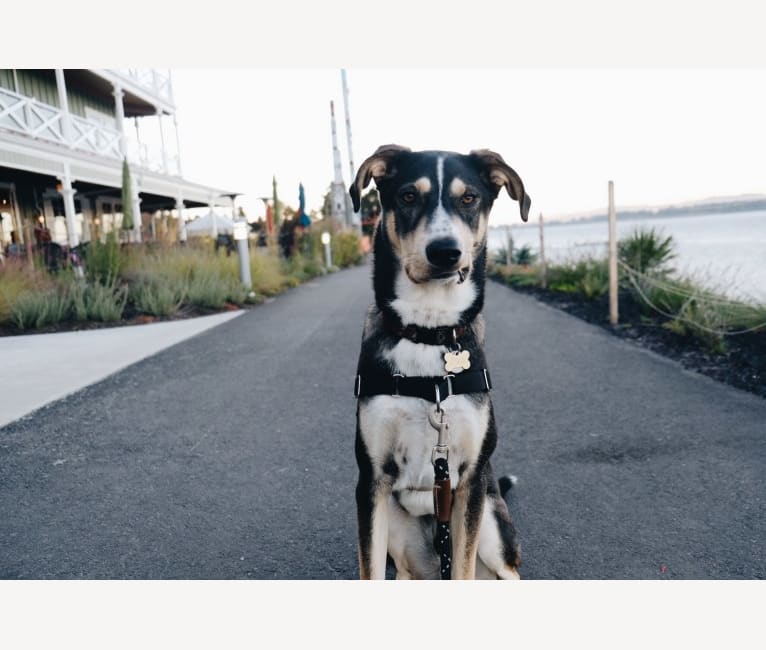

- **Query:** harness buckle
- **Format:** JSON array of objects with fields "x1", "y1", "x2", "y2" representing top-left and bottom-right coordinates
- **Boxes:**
[
  {"x1": 392, "y1": 373, "x2": 403, "y2": 397},
  {"x1": 443, "y1": 374, "x2": 455, "y2": 397}
]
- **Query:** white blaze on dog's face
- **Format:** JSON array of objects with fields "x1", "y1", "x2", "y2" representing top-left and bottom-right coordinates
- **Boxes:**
[{"x1": 351, "y1": 146, "x2": 530, "y2": 286}]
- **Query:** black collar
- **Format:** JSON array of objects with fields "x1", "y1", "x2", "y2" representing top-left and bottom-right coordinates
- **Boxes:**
[{"x1": 382, "y1": 311, "x2": 467, "y2": 347}]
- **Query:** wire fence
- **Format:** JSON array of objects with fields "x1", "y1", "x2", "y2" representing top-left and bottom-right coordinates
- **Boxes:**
[{"x1": 618, "y1": 259, "x2": 766, "y2": 337}]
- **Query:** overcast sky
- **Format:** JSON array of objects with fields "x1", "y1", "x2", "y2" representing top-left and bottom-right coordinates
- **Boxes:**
[{"x1": 168, "y1": 69, "x2": 766, "y2": 225}]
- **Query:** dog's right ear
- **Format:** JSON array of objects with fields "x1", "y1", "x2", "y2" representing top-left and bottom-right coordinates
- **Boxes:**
[{"x1": 350, "y1": 144, "x2": 411, "y2": 212}]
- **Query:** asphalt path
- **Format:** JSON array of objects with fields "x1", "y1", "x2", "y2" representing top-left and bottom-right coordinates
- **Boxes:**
[{"x1": 1, "y1": 263, "x2": 764, "y2": 579}]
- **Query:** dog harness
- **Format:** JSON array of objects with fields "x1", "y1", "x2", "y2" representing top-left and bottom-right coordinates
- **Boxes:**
[
  {"x1": 354, "y1": 321, "x2": 493, "y2": 580},
  {"x1": 354, "y1": 369, "x2": 491, "y2": 401}
]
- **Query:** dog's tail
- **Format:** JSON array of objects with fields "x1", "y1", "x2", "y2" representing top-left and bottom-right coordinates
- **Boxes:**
[{"x1": 498, "y1": 474, "x2": 518, "y2": 498}]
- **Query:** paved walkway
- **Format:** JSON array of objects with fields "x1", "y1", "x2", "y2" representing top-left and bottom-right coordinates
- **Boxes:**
[
  {"x1": 0, "y1": 311, "x2": 243, "y2": 428},
  {"x1": 0, "y1": 266, "x2": 763, "y2": 579}
]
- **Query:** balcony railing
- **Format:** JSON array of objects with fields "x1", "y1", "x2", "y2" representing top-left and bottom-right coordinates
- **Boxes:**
[
  {"x1": 111, "y1": 69, "x2": 174, "y2": 105},
  {"x1": 0, "y1": 86, "x2": 179, "y2": 175}
]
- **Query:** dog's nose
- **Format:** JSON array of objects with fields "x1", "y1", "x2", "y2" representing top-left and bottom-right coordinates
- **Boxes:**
[{"x1": 426, "y1": 238, "x2": 462, "y2": 269}]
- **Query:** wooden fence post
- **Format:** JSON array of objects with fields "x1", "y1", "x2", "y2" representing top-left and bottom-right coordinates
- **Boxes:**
[
  {"x1": 608, "y1": 180, "x2": 618, "y2": 325},
  {"x1": 538, "y1": 212, "x2": 546, "y2": 289},
  {"x1": 505, "y1": 225, "x2": 513, "y2": 267}
]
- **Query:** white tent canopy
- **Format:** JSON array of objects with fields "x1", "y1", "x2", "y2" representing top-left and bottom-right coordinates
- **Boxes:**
[{"x1": 184, "y1": 211, "x2": 235, "y2": 237}]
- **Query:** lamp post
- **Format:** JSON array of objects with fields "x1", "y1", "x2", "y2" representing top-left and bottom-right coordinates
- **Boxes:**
[
  {"x1": 224, "y1": 193, "x2": 253, "y2": 295},
  {"x1": 321, "y1": 231, "x2": 332, "y2": 269}
]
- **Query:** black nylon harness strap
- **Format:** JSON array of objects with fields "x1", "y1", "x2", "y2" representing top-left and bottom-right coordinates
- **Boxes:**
[{"x1": 354, "y1": 369, "x2": 492, "y2": 401}]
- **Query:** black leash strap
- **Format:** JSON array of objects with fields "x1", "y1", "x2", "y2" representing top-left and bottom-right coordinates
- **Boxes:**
[{"x1": 433, "y1": 456, "x2": 452, "y2": 579}]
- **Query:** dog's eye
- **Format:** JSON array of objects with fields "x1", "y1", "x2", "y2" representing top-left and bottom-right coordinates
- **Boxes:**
[
  {"x1": 400, "y1": 191, "x2": 417, "y2": 205},
  {"x1": 462, "y1": 194, "x2": 478, "y2": 205}
]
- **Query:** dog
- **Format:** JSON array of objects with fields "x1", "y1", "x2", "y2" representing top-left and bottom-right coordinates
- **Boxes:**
[{"x1": 351, "y1": 145, "x2": 530, "y2": 579}]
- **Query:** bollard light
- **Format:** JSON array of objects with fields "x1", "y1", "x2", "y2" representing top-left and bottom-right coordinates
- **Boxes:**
[{"x1": 321, "y1": 231, "x2": 332, "y2": 268}]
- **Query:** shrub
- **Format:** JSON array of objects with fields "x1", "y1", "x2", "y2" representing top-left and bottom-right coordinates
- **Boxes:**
[
  {"x1": 332, "y1": 231, "x2": 363, "y2": 268},
  {"x1": 251, "y1": 249, "x2": 290, "y2": 296},
  {"x1": 513, "y1": 244, "x2": 537, "y2": 266},
  {"x1": 85, "y1": 233, "x2": 129, "y2": 284},
  {"x1": 68, "y1": 277, "x2": 128, "y2": 322},
  {"x1": 11, "y1": 288, "x2": 72, "y2": 330},
  {"x1": 130, "y1": 278, "x2": 186, "y2": 317},
  {"x1": 546, "y1": 258, "x2": 609, "y2": 299},
  {"x1": 0, "y1": 261, "x2": 53, "y2": 323},
  {"x1": 618, "y1": 227, "x2": 676, "y2": 275},
  {"x1": 185, "y1": 270, "x2": 244, "y2": 309}
]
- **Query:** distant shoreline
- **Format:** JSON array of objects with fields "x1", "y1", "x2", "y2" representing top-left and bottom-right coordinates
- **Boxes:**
[{"x1": 493, "y1": 198, "x2": 766, "y2": 228}]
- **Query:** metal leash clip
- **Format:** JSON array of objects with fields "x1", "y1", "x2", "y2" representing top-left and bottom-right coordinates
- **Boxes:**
[{"x1": 428, "y1": 407, "x2": 450, "y2": 464}]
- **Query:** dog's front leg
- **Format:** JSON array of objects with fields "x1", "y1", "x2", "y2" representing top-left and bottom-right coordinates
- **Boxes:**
[
  {"x1": 449, "y1": 476, "x2": 485, "y2": 580},
  {"x1": 356, "y1": 476, "x2": 390, "y2": 579}
]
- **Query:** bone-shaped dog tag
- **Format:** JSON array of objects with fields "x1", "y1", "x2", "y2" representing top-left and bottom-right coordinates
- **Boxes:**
[{"x1": 444, "y1": 349, "x2": 471, "y2": 374}]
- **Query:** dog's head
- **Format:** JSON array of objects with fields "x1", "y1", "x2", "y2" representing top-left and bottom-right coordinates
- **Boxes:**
[{"x1": 351, "y1": 145, "x2": 530, "y2": 284}]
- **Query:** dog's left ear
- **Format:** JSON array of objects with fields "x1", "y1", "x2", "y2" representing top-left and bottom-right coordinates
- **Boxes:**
[
  {"x1": 470, "y1": 149, "x2": 531, "y2": 222},
  {"x1": 350, "y1": 144, "x2": 411, "y2": 212}
]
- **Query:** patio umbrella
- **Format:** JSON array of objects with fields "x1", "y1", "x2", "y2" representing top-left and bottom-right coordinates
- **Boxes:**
[{"x1": 298, "y1": 182, "x2": 311, "y2": 227}]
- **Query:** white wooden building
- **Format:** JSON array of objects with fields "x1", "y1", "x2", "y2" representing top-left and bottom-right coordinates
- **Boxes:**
[{"x1": 0, "y1": 69, "x2": 235, "y2": 250}]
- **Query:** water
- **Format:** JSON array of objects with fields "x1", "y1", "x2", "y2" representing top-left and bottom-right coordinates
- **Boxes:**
[{"x1": 488, "y1": 210, "x2": 766, "y2": 303}]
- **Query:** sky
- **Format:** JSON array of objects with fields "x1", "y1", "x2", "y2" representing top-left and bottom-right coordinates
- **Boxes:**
[{"x1": 167, "y1": 69, "x2": 766, "y2": 225}]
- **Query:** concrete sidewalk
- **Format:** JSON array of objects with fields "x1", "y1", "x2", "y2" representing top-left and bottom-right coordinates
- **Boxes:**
[{"x1": 0, "y1": 311, "x2": 243, "y2": 428}]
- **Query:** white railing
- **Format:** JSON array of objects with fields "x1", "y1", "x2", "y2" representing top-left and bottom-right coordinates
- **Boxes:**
[
  {"x1": 112, "y1": 69, "x2": 174, "y2": 104},
  {"x1": 0, "y1": 87, "x2": 67, "y2": 144},
  {"x1": 125, "y1": 139, "x2": 180, "y2": 176},
  {"x1": 0, "y1": 86, "x2": 179, "y2": 175},
  {"x1": 70, "y1": 114, "x2": 122, "y2": 158}
]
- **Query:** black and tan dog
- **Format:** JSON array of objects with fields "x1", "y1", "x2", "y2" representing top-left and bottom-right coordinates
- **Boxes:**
[{"x1": 352, "y1": 145, "x2": 530, "y2": 579}]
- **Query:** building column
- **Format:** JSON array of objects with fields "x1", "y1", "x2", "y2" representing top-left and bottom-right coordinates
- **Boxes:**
[
  {"x1": 176, "y1": 192, "x2": 187, "y2": 243},
  {"x1": 54, "y1": 69, "x2": 73, "y2": 145},
  {"x1": 58, "y1": 165, "x2": 79, "y2": 248},
  {"x1": 209, "y1": 194, "x2": 218, "y2": 238},
  {"x1": 172, "y1": 113, "x2": 183, "y2": 177},
  {"x1": 157, "y1": 108, "x2": 169, "y2": 174},
  {"x1": 112, "y1": 85, "x2": 126, "y2": 157}
]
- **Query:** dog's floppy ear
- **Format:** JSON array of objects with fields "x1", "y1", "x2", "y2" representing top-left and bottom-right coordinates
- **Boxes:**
[
  {"x1": 350, "y1": 144, "x2": 411, "y2": 212},
  {"x1": 470, "y1": 149, "x2": 531, "y2": 222}
]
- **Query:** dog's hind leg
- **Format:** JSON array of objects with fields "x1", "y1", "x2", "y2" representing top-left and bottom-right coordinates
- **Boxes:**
[
  {"x1": 477, "y1": 493, "x2": 521, "y2": 579},
  {"x1": 356, "y1": 475, "x2": 391, "y2": 579}
]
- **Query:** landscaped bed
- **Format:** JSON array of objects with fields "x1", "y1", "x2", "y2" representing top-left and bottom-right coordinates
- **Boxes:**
[
  {"x1": 489, "y1": 229, "x2": 766, "y2": 399},
  {"x1": 0, "y1": 229, "x2": 363, "y2": 337}
]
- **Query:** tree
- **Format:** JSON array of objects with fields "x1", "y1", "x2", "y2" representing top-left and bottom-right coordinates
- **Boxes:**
[{"x1": 120, "y1": 159, "x2": 134, "y2": 239}]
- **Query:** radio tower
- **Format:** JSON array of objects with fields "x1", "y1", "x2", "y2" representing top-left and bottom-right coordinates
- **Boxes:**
[
  {"x1": 330, "y1": 100, "x2": 349, "y2": 227},
  {"x1": 341, "y1": 69, "x2": 361, "y2": 230}
]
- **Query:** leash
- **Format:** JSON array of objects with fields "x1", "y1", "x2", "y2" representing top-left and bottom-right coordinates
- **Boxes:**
[{"x1": 429, "y1": 396, "x2": 452, "y2": 580}]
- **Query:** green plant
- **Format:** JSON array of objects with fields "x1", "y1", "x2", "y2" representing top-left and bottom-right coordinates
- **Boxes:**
[
  {"x1": 11, "y1": 289, "x2": 72, "y2": 330},
  {"x1": 130, "y1": 278, "x2": 186, "y2": 317},
  {"x1": 185, "y1": 270, "x2": 244, "y2": 309},
  {"x1": 0, "y1": 261, "x2": 53, "y2": 323},
  {"x1": 618, "y1": 227, "x2": 676, "y2": 275},
  {"x1": 513, "y1": 245, "x2": 537, "y2": 266},
  {"x1": 331, "y1": 231, "x2": 363, "y2": 268},
  {"x1": 83, "y1": 281, "x2": 128, "y2": 321},
  {"x1": 85, "y1": 233, "x2": 129, "y2": 284}
]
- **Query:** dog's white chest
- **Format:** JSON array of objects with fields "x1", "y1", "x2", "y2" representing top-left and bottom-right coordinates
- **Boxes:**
[{"x1": 359, "y1": 339, "x2": 489, "y2": 515}]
